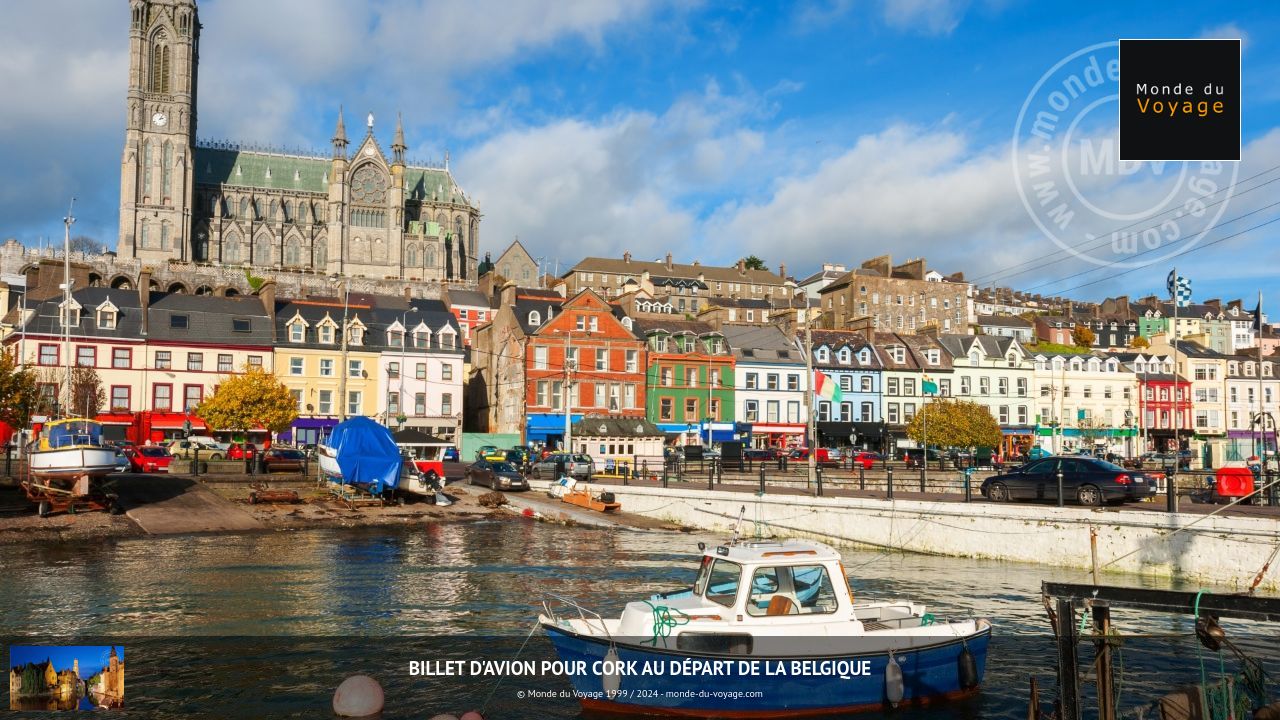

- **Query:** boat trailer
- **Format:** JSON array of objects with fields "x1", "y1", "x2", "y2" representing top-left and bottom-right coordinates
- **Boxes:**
[{"x1": 21, "y1": 476, "x2": 121, "y2": 518}]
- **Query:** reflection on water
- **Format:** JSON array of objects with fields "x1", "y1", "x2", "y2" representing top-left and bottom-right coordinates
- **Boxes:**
[
  {"x1": 1, "y1": 520, "x2": 1276, "y2": 719},
  {"x1": 10, "y1": 694, "x2": 99, "y2": 711}
]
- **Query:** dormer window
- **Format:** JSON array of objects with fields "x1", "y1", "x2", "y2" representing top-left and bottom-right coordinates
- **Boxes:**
[
  {"x1": 170, "y1": 314, "x2": 188, "y2": 330},
  {"x1": 388, "y1": 327, "x2": 405, "y2": 348},
  {"x1": 969, "y1": 351, "x2": 980, "y2": 365},
  {"x1": 926, "y1": 350, "x2": 939, "y2": 365},
  {"x1": 528, "y1": 311, "x2": 541, "y2": 326},
  {"x1": 890, "y1": 346, "x2": 905, "y2": 363},
  {"x1": 859, "y1": 349, "x2": 871, "y2": 364},
  {"x1": 348, "y1": 326, "x2": 364, "y2": 346},
  {"x1": 289, "y1": 322, "x2": 305, "y2": 343},
  {"x1": 622, "y1": 317, "x2": 633, "y2": 330},
  {"x1": 97, "y1": 308, "x2": 117, "y2": 330},
  {"x1": 413, "y1": 330, "x2": 430, "y2": 349},
  {"x1": 318, "y1": 324, "x2": 334, "y2": 344},
  {"x1": 816, "y1": 347, "x2": 830, "y2": 363},
  {"x1": 838, "y1": 348, "x2": 851, "y2": 364},
  {"x1": 439, "y1": 330, "x2": 456, "y2": 350}
]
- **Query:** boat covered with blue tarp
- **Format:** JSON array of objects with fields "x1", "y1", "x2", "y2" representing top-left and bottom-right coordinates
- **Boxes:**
[{"x1": 317, "y1": 416, "x2": 402, "y2": 495}]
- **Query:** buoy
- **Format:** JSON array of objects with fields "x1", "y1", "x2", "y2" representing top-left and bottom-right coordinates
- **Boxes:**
[
  {"x1": 958, "y1": 646, "x2": 978, "y2": 689},
  {"x1": 332, "y1": 675, "x2": 384, "y2": 717},
  {"x1": 522, "y1": 508, "x2": 535, "y2": 518},
  {"x1": 884, "y1": 654, "x2": 904, "y2": 707},
  {"x1": 460, "y1": 713, "x2": 485, "y2": 720},
  {"x1": 602, "y1": 647, "x2": 622, "y2": 698}
]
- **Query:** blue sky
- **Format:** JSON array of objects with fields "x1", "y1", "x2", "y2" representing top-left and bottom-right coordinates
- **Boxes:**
[
  {"x1": 10, "y1": 645, "x2": 123, "y2": 678},
  {"x1": 1, "y1": 0, "x2": 1278, "y2": 306}
]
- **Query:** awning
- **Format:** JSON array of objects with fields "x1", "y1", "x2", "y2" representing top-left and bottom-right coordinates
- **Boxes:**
[
  {"x1": 147, "y1": 413, "x2": 209, "y2": 430},
  {"x1": 526, "y1": 413, "x2": 582, "y2": 433},
  {"x1": 95, "y1": 412, "x2": 134, "y2": 426},
  {"x1": 750, "y1": 423, "x2": 805, "y2": 435},
  {"x1": 291, "y1": 418, "x2": 339, "y2": 430},
  {"x1": 657, "y1": 423, "x2": 699, "y2": 435}
]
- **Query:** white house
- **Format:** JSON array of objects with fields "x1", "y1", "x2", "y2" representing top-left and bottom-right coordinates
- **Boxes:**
[
  {"x1": 720, "y1": 325, "x2": 808, "y2": 450},
  {"x1": 375, "y1": 301, "x2": 464, "y2": 442}
]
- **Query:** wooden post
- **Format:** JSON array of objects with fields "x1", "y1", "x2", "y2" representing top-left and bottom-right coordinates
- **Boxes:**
[
  {"x1": 1094, "y1": 604, "x2": 1115, "y2": 720},
  {"x1": 1054, "y1": 597, "x2": 1080, "y2": 720}
]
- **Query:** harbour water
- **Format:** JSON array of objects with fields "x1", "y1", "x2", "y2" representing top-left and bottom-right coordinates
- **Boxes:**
[{"x1": 2, "y1": 519, "x2": 1276, "y2": 718}]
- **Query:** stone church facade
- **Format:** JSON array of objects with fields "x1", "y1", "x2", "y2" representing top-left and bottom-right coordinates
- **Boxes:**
[{"x1": 116, "y1": 0, "x2": 480, "y2": 283}]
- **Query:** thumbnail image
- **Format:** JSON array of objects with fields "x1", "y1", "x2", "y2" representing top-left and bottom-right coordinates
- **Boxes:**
[{"x1": 8, "y1": 645, "x2": 124, "y2": 711}]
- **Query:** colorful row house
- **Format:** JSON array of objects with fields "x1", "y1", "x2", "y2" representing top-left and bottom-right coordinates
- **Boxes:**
[{"x1": 638, "y1": 319, "x2": 737, "y2": 445}]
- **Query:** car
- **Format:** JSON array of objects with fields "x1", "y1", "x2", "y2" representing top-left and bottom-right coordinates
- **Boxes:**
[
  {"x1": 443, "y1": 447, "x2": 460, "y2": 462},
  {"x1": 788, "y1": 447, "x2": 841, "y2": 467},
  {"x1": 125, "y1": 445, "x2": 174, "y2": 473},
  {"x1": 166, "y1": 439, "x2": 226, "y2": 461},
  {"x1": 980, "y1": 456, "x2": 1159, "y2": 506},
  {"x1": 465, "y1": 460, "x2": 530, "y2": 491},
  {"x1": 1026, "y1": 446, "x2": 1053, "y2": 460},
  {"x1": 112, "y1": 448, "x2": 130, "y2": 473},
  {"x1": 226, "y1": 443, "x2": 259, "y2": 461},
  {"x1": 187, "y1": 435, "x2": 229, "y2": 453},
  {"x1": 742, "y1": 448, "x2": 779, "y2": 462},
  {"x1": 476, "y1": 445, "x2": 506, "y2": 462},
  {"x1": 850, "y1": 451, "x2": 880, "y2": 470},
  {"x1": 531, "y1": 453, "x2": 595, "y2": 480},
  {"x1": 505, "y1": 448, "x2": 532, "y2": 469},
  {"x1": 903, "y1": 448, "x2": 942, "y2": 468},
  {"x1": 260, "y1": 448, "x2": 307, "y2": 473}
]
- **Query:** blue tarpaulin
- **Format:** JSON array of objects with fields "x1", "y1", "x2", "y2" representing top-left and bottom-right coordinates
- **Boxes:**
[{"x1": 326, "y1": 417, "x2": 402, "y2": 494}]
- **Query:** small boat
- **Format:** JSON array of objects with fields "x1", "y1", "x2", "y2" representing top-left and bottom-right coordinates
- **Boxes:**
[
  {"x1": 539, "y1": 539, "x2": 990, "y2": 717},
  {"x1": 317, "y1": 416, "x2": 402, "y2": 499},
  {"x1": 29, "y1": 419, "x2": 120, "y2": 480},
  {"x1": 549, "y1": 476, "x2": 620, "y2": 513}
]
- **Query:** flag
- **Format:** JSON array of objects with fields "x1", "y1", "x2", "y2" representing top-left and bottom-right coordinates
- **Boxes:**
[
  {"x1": 814, "y1": 372, "x2": 843, "y2": 404},
  {"x1": 1166, "y1": 270, "x2": 1192, "y2": 308},
  {"x1": 1253, "y1": 293, "x2": 1263, "y2": 333},
  {"x1": 922, "y1": 376, "x2": 938, "y2": 395}
]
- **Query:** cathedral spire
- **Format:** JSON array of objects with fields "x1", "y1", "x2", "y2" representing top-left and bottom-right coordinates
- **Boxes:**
[
  {"x1": 332, "y1": 106, "x2": 348, "y2": 159},
  {"x1": 392, "y1": 112, "x2": 406, "y2": 165}
]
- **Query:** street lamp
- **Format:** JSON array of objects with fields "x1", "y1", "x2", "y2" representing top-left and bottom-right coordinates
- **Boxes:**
[{"x1": 398, "y1": 307, "x2": 419, "y2": 427}]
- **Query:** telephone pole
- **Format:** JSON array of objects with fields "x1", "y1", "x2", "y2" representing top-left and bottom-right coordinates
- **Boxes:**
[{"x1": 802, "y1": 294, "x2": 816, "y2": 489}]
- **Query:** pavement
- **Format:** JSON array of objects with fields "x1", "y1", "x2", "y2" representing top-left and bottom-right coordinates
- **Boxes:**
[{"x1": 111, "y1": 473, "x2": 265, "y2": 534}]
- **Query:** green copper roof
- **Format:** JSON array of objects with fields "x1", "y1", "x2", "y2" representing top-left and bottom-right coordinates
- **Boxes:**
[
  {"x1": 195, "y1": 147, "x2": 330, "y2": 194},
  {"x1": 402, "y1": 166, "x2": 461, "y2": 203}
]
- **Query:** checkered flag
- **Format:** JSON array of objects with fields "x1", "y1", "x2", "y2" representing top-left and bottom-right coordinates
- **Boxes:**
[{"x1": 1166, "y1": 270, "x2": 1192, "y2": 308}]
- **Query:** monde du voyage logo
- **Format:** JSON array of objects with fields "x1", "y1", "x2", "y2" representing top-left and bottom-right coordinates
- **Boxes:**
[{"x1": 1120, "y1": 38, "x2": 1241, "y2": 161}]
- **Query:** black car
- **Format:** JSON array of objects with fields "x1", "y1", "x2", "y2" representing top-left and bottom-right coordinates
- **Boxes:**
[
  {"x1": 743, "y1": 448, "x2": 779, "y2": 462},
  {"x1": 981, "y1": 456, "x2": 1158, "y2": 506},
  {"x1": 465, "y1": 460, "x2": 530, "y2": 491}
]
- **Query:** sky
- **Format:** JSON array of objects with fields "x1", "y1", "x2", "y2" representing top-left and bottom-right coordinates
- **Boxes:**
[
  {"x1": 1, "y1": 0, "x2": 1278, "y2": 306},
  {"x1": 9, "y1": 645, "x2": 123, "y2": 678}
]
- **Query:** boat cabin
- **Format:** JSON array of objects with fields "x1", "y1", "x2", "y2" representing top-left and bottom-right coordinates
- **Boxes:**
[{"x1": 38, "y1": 419, "x2": 104, "y2": 450}]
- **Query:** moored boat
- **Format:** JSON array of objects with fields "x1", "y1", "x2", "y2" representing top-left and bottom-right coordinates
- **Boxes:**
[
  {"x1": 29, "y1": 419, "x2": 120, "y2": 480},
  {"x1": 539, "y1": 539, "x2": 990, "y2": 717},
  {"x1": 317, "y1": 416, "x2": 402, "y2": 497}
]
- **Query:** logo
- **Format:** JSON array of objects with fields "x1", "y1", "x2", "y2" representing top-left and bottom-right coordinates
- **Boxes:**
[
  {"x1": 1013, "y1": 42, "x2": 1239, "y2": 268},
  {"x1": 1119, "y1": 39, "x2": 1241, "y2": 161}
]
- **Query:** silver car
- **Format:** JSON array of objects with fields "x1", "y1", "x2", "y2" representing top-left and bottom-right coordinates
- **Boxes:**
[{"x1": 531, "y1": 453, "x2": 594, "y2": 480}]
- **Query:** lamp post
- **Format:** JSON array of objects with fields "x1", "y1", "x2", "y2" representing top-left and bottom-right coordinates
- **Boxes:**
[
  {"x1": 398, "y1": 307, "x2": 418, "y2": 427},
  {"x1": 331, "y1": 276, "x2": 350, "y2": 421},
  {"x1": 798, "y1": 290, "x2": 816, "y2": 489}
]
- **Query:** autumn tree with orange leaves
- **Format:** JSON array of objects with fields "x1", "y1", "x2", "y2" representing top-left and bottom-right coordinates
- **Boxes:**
[{"x1": 194, "y1": 366, "x2": 297, "y2": 435}]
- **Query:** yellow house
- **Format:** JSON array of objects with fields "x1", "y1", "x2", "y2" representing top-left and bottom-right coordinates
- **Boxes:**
[{"x1": 274, "y1": 299, "x2": 380, "y2": 445}]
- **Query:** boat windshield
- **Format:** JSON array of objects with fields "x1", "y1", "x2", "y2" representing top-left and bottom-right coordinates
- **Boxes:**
[
  {"x1": 696, "y1": 558, "x2": 742, "y2": 608},
  {"x1": 46, "y1": 421, "x2": 102, "y2": 448}
]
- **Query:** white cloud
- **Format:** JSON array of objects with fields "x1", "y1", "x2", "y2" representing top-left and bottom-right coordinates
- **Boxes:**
[
  {"x1": 1199, "y1": 22, "x2": 1249, "y2": 50},
  {"x1": 882, "y1": 0, "x2": 971, "y2": 35}
]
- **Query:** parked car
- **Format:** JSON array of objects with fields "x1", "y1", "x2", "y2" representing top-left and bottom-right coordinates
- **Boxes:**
[
  {"x1": 112, "y1": 448, "x2": 130, "y2": 473},
  {"x1": 980, "y1": 456, "x2": 1158, "y2": 506},
  {"x1": 505, "y1": 448, "x2": 532, "y2": 469},
  {"x1": 476, "y1": 445, "x2": 506, "y2": 462},
  {"x1": 260, "y1": 448, "x2": 306, "y2": 473},
  {"x1": 742, "y1": 448, "x2": 779, "y2": 462},
  {"x1": 443, "y1": 447, "x2": 460, "y2": 462},
  {"x1": 465, "y1": 460, "x2": 530, "y2": 491},
  {"x1": 531, "y1": 453, "x2": 595, "y2": 480},
  {"x1": 787, "y1": 448, "x2": 842, "y2": 467},
  {"x1": 1026, "y1": 446, "x2": 1052, "y2": 461},
  {"x1": 226, "y1": 443, "x2": 259, "y2": 461},
  {"x1": 166, "y1": 439, "x2": 226, "y2": 461},
  {"x1": 125, "y1": 445, "x2": 174, "y2": 473},
  {"x1": 902, "y1": 448, "x2": 942, "y2": 468},
  {"x1": 850, "y1": 451, "x2": 879, "y2": 470}
]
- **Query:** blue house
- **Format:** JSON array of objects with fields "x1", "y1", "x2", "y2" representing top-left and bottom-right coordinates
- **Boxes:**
[{"x1": 809, "y1": 330, "x2": 884, "y2": 448}]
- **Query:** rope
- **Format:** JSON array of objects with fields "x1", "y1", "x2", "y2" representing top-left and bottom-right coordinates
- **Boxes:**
[
  {"x1": 641, "y1": 601, "x2": 689, "y2": 646},
  {"x1": 479, "y1": 619, "x2": 540, "y2": 714}
]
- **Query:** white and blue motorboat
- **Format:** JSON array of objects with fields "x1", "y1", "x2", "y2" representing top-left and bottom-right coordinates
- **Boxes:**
[{"x1": 539, "y1": 539, "x2": 991, "y2": 717}]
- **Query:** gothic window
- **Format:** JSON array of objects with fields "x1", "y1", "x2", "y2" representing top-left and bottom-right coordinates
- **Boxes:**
[
  {"x1": 239, "y1": 198, "x2": 249, "y2": 218},
  {"x1": 285, "y1": 239, "x2": 301, "y2": 266},
  {"x1": 350, "y1": 165, "x2": 388, "y2": 204},
  {"x1": 435, "y1": 212, "x2": 447, "y2": 231},
  {"x1": 224, "y1": 233, "x2": 241, "y2": 263},
  {"x1": 269, "y1": 200, "x2": 279, "y2": 222},
  {"x1": 160, "y1": 221, "x2": 171, "y2": 251},
  {"x1": 282, "y1": 200, "x2": 292, "y2": 223},
  {"x1": 143, "y1": 141, "x2": 154, "y2": 201},
  {"x1": 139, "y1": 220, "x2": 150, "y2": 250},
  {"x1": 149, "y1": 32, "x2": 171, "y2": 94},
  {"x1": 211, "y1": 195, "x2": 221, "y2": 216},
  {"x1": 251, "y1": 199, "x2": 261, "y2": 220},
  {"x1": 314, "y1": 237, "x2": 327, "y2": 267},
  {"x1": 297, "y1": 201, "x2": 308, "y2": 223},
  {"x1": 194, "y1": 228, "x2": 209, "y2": 261},
  {"x1": 454, "y1": 217, "x2": 464, "y2": 243},
  {"x1": 254, "y1": 235, "x2": 271, "y2": 265},
  {"x1": 405, "y1": 243, "x2": 419, "y2": 267},
  {"x1": 425, "y1": 244, "x2": 436, "y2": 268},
  {"x1": 162, "y1": 141, "x2": 173, "y2": 200}
]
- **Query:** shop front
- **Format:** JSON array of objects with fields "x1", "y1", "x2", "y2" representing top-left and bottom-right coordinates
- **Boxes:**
[
  {"x1": 748, "y1": 422, "x2": 806, "y2": 450},
  {"x1": 815, "y1": 421, "x2": 885, "y2": 452},
  {"x1": 281, "y1": 418, "x2": 338, "y2": 447},
  {"x1": 1000, "y1": 426, "x2": 1036, "y2": 459},
  {"x1": 525, "y1": 413, "x2": 583, "y2": 449}
]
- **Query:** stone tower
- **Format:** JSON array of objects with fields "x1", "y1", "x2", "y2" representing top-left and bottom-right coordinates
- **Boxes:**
[{"x1": 117, "y1": 0, "x2": 199, "y2": 263}]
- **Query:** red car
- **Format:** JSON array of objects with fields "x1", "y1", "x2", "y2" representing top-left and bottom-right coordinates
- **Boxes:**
[
  {"x1": 788, "y1": 447, "x2": 843, "y2": 468},
  {"x1": 850, "y1": 451, "x2": 879, "y2": 470},
  {"x1": 227, "y1": 443, "x2": 258, "y2": 460},
  {"x1": 125, "y1": 445, "x2": 174, "y2": 473}
]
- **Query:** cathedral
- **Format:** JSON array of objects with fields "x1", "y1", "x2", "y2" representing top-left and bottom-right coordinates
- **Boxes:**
[{"x1": 116, "y1": 0, "x2": 480, "y2": 283}]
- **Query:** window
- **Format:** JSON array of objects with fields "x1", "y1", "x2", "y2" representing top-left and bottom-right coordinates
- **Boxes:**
[
  {"x1": 152, "y1": 384, "x2": 172, "y2": 411},
  {"x1": 347, "y1": 391, "x2": 362, "y2": 417},
  {"x1": 1017, "y1": 378, "x2": 1028, "y2": 397},
  {"x1": 232, "y1": 318, "x2": 251, "y2": 333},
  {"x1": 767, "y1": 374, "x2": 780, "y2": 391},
  {"x1": 319, "y1": 325, "x2": 333, "y2": 344},
  {"x1": 745, "y1": 373, "x2": 758, "y2": 390},
  {"x1": 887, "y1": 403, "x2": 900, "y2": 424},
  {"x1": 320, "y1": 358, "x2": 334, "y2": 377},
  {"x1": 291, "y1": 389, "x2": 303, "y2": 413},
  {"x1": 218, "y1": 354, "x2": 234, "y2": 372},
  {"x1": 536, "y1": 380, "x2": 549, "y2": 407},
  {"x1": 1017, "y1": 406, "x2": 1028, "y2": 424},
  {"x1": 998, "y1": 405, "x2": 1009, "y2": 424},
  {"x1": 625, "y1": 350, "x2": 638, "y2": 373},
  {"x1": 861, "y1": 402, "x2": 874, "y2": 422},
  {"x1": 788, "y1": 374, "x2": 800, "y2": 391},
  {"x1": 97, "y1": 308, "x2": 117, "y2": 330},
  {"x1": 686, "y1": 368, "x2": 698, "y2": 388},
  {"x1": 1083, "y1": 386, "x2": 1093, "y2": 398},
  {"x1": 940, "y1": 379, "x2": 951, "y2": 396},
  {"x1": 318, "y1": 390, "x2": 333, "y2": 415},
  {"x1": 387, "y1": 361, "x2": 400, "y2": 378},
  {"x1": 746, "y1": 564, "x2": 836, "y2": 616},
  {"x1": 596, "y1": 348, "x2": 607, "y2": 370},
  {"x1": 347, "y1": 326, "x2": 364, "y2": 346},
  {"x1": 661, "y1": 367, "x2": 674, "y2": 387},
  {"x1": 348, "y1": 360, "x2": 362, "y2": 378},
  {"x1": 388, "y1": 329, "x2": 404, "y2": 348},
  {"x1": 170, "y1": 314, "x2": 189, "y2": 329},
  {"x1": 442, "y1": 364, "x2": 453, "y2": 381},
  {"x1": 978, "y1": 377, "x2": 990, "y2": 395},
  {"x1": 660, "y1": 397, "x2": 674, "y2": 420},
  {"x1": 184, "y1": 385, "x2": 202, "y2": 411},
  {"x1": 534, "y1": 347, "x2": 548, "y2": 370},
  {"x1": 38, "y1": 344, "x2": 58, "y2": 366},
  {"x1": 187, "y1": 352, "x2": 203, "y2": 371},
  {"x1": 904, "y1": 403, "x2": 917, "y2": 421},
  {"x1": 624, "y1": 384, "x2": 636, "y2": 409},
  {"x1": 155, "y1": 350, "x2": 171, "y2": 369},
  {"x1": 1123, "y1": 386, "x2": 1131, "y2": 400},
  {"x1": 576, "y1": 315, "x2": 585, "y2": 331},
  {"x1": 710, "y1": 398, "x2": 721, "y2": 420},
  {"x1": 997, "y1": 378, "x2": 1008, "y2": 396},
  {"x1": 685, "y1": 397, "x2": 699, "y2": 421},
  {"x1": 839, "y1": 375, "x2": 852, "y2": 392},
  {"x1": 414, "y1": 393, "x2": 426, "y2": 415},
  {"x1": 106, "y1": 385, "x2": 130, "y2": 411},
  {"x1": 745, "y1": 400, "x2": 759, "y2": 422},
  {"x1": 860, "y1": 376, "x2": 872, "y2": 392},
  {"x1": 887, "y1": 377, "x2": 900, "y2": 395},
  {"x1": 904, "y1": 378, "x2": 916, "y2": 396},
  {"x1": 960, "y1": 377, "x2": 971, "y2": 395},
  {"x1": 76, "y1": 346, "x2": 96, "y2": 367},
  {"x1": 387, "y1": 392, "x2": 401, "y2": 415}
]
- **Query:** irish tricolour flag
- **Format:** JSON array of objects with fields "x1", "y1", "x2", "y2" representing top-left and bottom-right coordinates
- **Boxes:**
[{"x1": 814, "y1": 372, "x2": 843, "y2": 404}]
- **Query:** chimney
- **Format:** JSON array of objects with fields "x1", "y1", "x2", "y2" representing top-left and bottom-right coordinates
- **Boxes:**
[
  {"x1": 736, "y1": 259, "x2": 746, "y2": 275},
  {"x1": 665, "y1": 253, "x2": 673, "y2": 270},
  {"x1": 893, "y1": 258, "x2": 926, "y2": 281},
  {"x1": 500, "y1": 281, "x2": 518, "y2": 308},
  {"x1": 255, "y1": 280, "x2": 277, "y2": 342},
  {"x1": 623, "y1": 251, "x2": 632, "y2": 264},
  {"x1": 137, "y1": 268, "x2": 151, "y2": 336},
  {"x1": 1204, "y1": 298, "x2": 1221, "y2": 312},
  {"x1": 778, "y1": 262, "x2": 786, "y2": 279},
  {"x1": 861, "y1": 255, "x2": 891, "y2": 277}
]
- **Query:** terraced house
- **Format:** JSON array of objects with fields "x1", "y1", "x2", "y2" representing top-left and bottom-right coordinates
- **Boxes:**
[
  {"x1": 720, "y1": 325, "x2": 807, "y2": 450},
  {"x1": 873, "y1": 332, "x2": 952, "y2": 456},
  {"x1": 640, "y1": 319, "x2": 736, "y2": 446},
  {"x1": 938, "y1": 335, "x2": 1035, "y2": 458},
  {"x1": 372, "y1": 300, "x2": 463, "y2": 442},
  {"x1": 1031, "y1": 352, "x2": 1137, "y2": 457},
  {"x1": 808, "y1": 330, "x2": 882, "y2": 448}
]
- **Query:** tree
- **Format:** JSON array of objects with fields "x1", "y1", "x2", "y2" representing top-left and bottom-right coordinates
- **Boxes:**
[
  {"x1": 0, "y1": 348, "x2": 39, "y2": 429},
  {"x1": 741, "y1": 255, "x2": 768, "y2": 271},
  {"x1": 70, "y1": 364, "x2": 105, "y2": 417},
  {"x1": 194, "y1": 365, "x2": 298, "y2": 434},
  {"x1": 1071, "y1": 324, "x2": 1096, "y2": 348},
  {"x1": 69, "y1": 235, "x2": 108, "y2": 255},
  {"x1": 1129, "y1": 335, "x2": 1150, "y2": 349},
  {"x1": 906, "y1": 399, "x2": 1002, "y2": 450}
]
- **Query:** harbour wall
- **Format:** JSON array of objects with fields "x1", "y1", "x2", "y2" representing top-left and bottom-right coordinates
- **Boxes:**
[{"x1": 531, "y1": 482, "x2": 1280, "y2": 591}]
